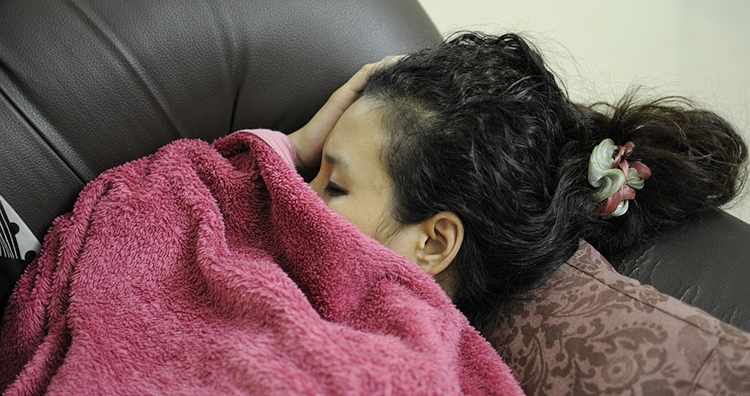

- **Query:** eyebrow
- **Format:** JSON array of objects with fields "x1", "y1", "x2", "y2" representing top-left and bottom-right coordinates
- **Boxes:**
[{"x1": 325, "y1": 153, "x2": 349, "y2": 172}]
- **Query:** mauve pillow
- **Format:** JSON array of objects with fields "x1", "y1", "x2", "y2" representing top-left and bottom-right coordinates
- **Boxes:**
[{"x1": 487, "y1": 241, "x2": 750, "y2": 396}]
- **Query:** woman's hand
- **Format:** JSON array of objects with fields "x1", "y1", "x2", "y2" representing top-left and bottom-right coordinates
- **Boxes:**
[{"x1": 288, "y1": 56, "x2": 403, "y2": 179}]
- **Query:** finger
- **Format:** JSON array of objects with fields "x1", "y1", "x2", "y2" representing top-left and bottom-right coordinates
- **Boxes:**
[
  {"x1": 347, "y1": 55, "x2": 406, "y2": 92},
  {"x1": 304, "y1": 55, "x2": 408, "y2": 136},
  {"x1": 327, "y1": 55, "x2": 407, "y2": 112}
]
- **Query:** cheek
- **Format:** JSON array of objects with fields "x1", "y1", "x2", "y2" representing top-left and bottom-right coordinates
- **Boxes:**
[
  {"x1": 331, "y1": 196, "x2": 389, "y2": 240},
  {"x1": 333, "y1": 200, "x2": 377, "y2": 236},
  {"x1": 379, "y1": 225, "x2": 420, "y2": 264}
]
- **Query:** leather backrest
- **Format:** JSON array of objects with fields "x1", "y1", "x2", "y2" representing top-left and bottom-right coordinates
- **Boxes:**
[
  {"x1": 0, "y1": 0, "x2": 442, "y2": 240},
  {"x1": 610, "y1": 209, "x2": 750, "y2": 331}
]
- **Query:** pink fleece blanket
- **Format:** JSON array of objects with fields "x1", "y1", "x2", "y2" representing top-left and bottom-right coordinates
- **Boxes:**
[{"x1": 0, "y1": 132, "x2": 523, "y2": 395}]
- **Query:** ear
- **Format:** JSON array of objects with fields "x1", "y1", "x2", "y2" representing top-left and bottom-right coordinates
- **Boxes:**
[{"x1": 415, "y1": 212, "x2": 464, "y2": 276}]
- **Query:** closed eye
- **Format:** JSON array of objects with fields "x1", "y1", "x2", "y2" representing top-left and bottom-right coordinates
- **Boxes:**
[{"x1": 324, "y1": 182, "x2": 348, "y2": 197}]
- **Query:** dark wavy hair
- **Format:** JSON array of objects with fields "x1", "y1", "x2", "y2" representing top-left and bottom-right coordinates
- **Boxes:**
[{"x1": 361, "y1": 32, "x2": 747, "y2": 331}]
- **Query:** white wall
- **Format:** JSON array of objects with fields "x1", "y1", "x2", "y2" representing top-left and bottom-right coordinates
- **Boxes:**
[{"x1": 417, "y1": 0, "x2": 750, "y2": 223}]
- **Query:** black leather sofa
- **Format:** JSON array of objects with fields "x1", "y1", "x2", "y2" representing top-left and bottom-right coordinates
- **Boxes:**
[{"x1": 1, "y1": 0, "x2": 749, "y2": 333}]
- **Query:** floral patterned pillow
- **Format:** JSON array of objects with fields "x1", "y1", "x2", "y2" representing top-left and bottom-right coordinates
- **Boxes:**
[{"x1": 487, "y1": 241, "x2": 750, "y2": 396}]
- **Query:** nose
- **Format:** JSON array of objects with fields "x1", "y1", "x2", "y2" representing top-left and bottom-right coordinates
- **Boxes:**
[{"x1": 308, "y1": 174, "x2": 324, "y2": 199}]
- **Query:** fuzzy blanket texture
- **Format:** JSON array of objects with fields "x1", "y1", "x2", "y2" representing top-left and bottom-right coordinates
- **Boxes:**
[{"x1": 0, "y1": 132, "x2": 522, "y2": 395}]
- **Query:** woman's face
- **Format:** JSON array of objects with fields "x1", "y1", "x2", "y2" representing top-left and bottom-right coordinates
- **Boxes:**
[{"x1": 309, "y1": 99, "x2": 420, "y2": 260}]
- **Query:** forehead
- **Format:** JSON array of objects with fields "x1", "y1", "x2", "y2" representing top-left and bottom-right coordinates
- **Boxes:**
[{"x1": 324, "y1": 99, "x2": 390, "y2": 180}]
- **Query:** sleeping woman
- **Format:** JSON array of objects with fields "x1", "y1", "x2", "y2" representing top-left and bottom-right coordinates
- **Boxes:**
[
  {"x1": 2, "y1": 31, "x2": 747, "y2": 395},
  {"x1": 280, "y1": 32, "x2": 747, "y2": 332}
]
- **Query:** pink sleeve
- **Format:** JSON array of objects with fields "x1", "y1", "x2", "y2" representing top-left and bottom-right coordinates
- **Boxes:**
[{"x1": 237, "y1": 129, "x2": 296, "y2": 169}]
